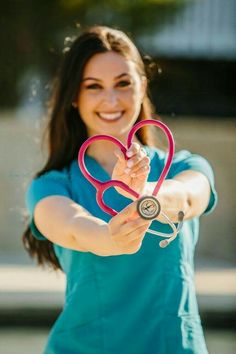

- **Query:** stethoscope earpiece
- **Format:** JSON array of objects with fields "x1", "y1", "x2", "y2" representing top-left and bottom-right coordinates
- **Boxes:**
[{"x1": 142, "y1": 206, "x2": 184, "y2": 247}]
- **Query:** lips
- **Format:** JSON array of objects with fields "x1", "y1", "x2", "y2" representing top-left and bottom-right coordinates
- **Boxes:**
[{"x1": 96, "y1": 111, "x2": 124, "y2": 122}]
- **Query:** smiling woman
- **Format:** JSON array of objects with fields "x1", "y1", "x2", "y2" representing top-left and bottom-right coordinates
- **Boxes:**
[
  {"x1": 75, "y1": 51, "x2": 146, "y2": 139},
  {"x1": 22, "y1": 25, "x2": 217, "y2": 354}
]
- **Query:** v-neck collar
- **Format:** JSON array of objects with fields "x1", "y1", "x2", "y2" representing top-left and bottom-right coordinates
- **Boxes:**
[
  {"x1": 85, "y1": 154, "x2": 112, "y2": 180},
  {"x1": 83, "y1": 145, "x2": 158, "y2": 181}
]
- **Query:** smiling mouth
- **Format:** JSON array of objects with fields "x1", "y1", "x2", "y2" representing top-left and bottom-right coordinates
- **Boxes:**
[{"x1": 96, "y1": 111, "x2": 124, "y2": 122}]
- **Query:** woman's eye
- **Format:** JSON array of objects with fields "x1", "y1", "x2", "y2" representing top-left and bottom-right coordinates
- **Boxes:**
[
  {"x1": 85, "y1": 83, "x2": 101, "y2": 90},
  {"x1": 117, "y1": 80, "x2": 131, "y2": 87}
]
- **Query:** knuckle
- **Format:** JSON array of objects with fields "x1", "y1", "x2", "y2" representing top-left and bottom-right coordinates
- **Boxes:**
[{"x1": 143, "y1": 156, "x2": 150, "y2": 164}]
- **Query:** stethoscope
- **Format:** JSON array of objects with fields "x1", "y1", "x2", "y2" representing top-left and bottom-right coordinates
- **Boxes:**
[{"x1": 78, "y1": 119, "x2": 184, "y2": 248}]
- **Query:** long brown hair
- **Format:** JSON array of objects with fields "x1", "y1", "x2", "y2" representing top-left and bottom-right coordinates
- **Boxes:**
[{"x1": 22, "y1": 25, "x2": 157, "y2": 270}]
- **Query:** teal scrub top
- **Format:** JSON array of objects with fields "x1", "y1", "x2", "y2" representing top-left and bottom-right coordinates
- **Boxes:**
[{"x1": 26, "y1": 147, "x2": 217, "y2": 354}]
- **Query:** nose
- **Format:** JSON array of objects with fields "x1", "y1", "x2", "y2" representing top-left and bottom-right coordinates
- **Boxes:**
[{"x1": 103, "y1": 89, "x2": 118, "y2": 106}]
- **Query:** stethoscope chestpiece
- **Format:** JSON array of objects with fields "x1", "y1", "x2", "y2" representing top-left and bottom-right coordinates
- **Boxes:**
[
  {"x1": 137, "y1": 196, "x2": 185, "y2": 248},
  {"x1": 137, "y1": 196, "x2": 161, "y2": 220}
]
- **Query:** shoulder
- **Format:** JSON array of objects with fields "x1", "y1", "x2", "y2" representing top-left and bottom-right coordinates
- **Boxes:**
[
  {"x1": 25, "y1": 163, "x2": 75, "y2": 241},
  {"x1": 144, "y1": 146, "x2": 195, "y2": 163},
  {"x1": 145, "y1": 146, "x2": 215, "y2": 178},
  {"x1": 27, "y1": 166, "x2": 71, "y2": 196},
  {"x1": 145, "y1": 146, "x2": 217, "y2": 214},
  {"x1": 170, "y1": 149, "x2": 216, "y2": 182},
  {"x1": 25, "y1": 163, "x2": 75, "y2": 217}
]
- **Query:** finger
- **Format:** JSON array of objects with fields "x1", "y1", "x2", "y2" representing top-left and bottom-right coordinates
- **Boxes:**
[
  {"x1": 110, "y1": 201, "x2": 139, "y2": 228},
  {"x1": 126, "y1": 142, "x2": 141, "y2": 158},
  {"x1": 129, "y1": 156, "x2": 150, "y2": 173},
  {"x1": 130, "y1": 165, "x2": 150, "y2": 178},
  {"x1": 126, "y1": 149, "x2": 147, "y2": 169},
  {"x1": 113, "y1": 217, "x2": 150, "y2": 240},
  {"x1": 114, "y1": 223, "x2": 149, "y2": 249},
  {"x1": 125, "y1": 238, "x2": 142, "y2": 254},
  {"x1": 125, "y1": 224, "x2": 148, "y2": 244}
]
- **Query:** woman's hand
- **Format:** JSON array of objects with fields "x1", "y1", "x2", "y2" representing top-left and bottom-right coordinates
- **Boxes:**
[
  {"x1": 154, "y1": 179, "x2": 189, "y2": 223},
  {"x1": 112, "y1": 142, "x2": 151, "y2": 199},
  {"x1": 106, "y1": 200, "x2": 151, "y2": 255}
]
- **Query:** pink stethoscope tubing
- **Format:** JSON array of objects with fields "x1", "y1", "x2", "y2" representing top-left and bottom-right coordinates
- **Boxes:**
[{"x1": 78, "y1": 119, "x2": 183, "y2": 247}]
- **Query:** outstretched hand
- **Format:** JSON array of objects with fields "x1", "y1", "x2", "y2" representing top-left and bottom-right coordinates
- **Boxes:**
[
  {"x1": 112, "y1": 142, "x2": 150, "y2": 199},
  {"x1": 108, "y1": 200, "x2": 151, "y2": 255}
]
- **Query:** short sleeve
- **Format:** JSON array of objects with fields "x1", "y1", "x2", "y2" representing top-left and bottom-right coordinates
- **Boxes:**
[
  {"x1": 25, "y1": 170, "x2": 71, "y2": 240},
  {"x1": 169, "y1": 150, "x2": 217, "y2": 215}
]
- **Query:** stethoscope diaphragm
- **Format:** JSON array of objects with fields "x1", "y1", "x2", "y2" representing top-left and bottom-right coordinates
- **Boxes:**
[{"x1": 137, "y1": 196, "x2": 161, "y2": 220}]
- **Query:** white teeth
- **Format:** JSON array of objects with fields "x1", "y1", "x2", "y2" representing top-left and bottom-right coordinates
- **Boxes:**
[{"x1": 98, "y1": 112, "x2": 123, "y2": 120}]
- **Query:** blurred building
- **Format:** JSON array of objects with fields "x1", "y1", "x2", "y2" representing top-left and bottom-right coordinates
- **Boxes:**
[
  {"x1": 138, "y1": 0, "x2": 236, "y2": 116},
  {"x1": 140, "y1": 0, "x2": 236, "y2": 60}
]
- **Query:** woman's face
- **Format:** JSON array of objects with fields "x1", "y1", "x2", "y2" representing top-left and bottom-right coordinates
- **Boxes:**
[{"x1": 76, "y1": 51, "x2": 146, "y2": 139}]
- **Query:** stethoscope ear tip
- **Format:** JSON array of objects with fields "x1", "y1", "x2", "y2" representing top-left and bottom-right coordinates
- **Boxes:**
[
  {"x1": 159, "y1": 239, "x2": 169, "y2": 248},
  {"x1": 178, "y1": 211, "x2": 185, "y2": 222}
]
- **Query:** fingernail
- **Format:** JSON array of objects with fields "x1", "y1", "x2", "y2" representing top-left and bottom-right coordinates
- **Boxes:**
[
  {"x1": 131, "y1": 173, "x2": 136, "y2": 177},
  {"x1": 126, "y1": 150, "x2": 133, "y2": 157}
]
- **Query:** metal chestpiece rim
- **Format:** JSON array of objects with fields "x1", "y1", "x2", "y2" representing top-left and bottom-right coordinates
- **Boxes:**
[{"x1": 137, "y1": 196, "x2": 161, "y2": 220}]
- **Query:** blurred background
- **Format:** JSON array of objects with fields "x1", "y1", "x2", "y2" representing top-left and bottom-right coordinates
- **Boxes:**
[{"x1": 0, "y1": 0, "x2": 235, "y2": 353}]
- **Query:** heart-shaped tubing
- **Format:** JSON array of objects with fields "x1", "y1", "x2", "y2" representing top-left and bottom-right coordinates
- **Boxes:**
[
  {"x1": 78, "y1": 134, "x2": 139, "y2": 216},
  {"x1": 78, "y1": 119, "x2": 175, "y2": 216},
  {"x1": 127, "y1": 119, "x2": 174, "y2": 196}
]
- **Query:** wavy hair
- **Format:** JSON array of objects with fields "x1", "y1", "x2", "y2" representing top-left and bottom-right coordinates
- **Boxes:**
[{"x1": 22, "y1": 26, "x2": 157, "y2": 270}]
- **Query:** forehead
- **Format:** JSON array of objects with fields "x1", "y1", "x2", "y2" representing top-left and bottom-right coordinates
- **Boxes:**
[{"x1": 82, "y1": 51, "x2": 138, "y2": 78}]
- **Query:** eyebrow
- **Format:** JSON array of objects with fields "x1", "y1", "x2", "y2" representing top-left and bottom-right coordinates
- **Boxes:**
[{"x1": 82, "y1": 73, "x2": 130, "y2": 82}]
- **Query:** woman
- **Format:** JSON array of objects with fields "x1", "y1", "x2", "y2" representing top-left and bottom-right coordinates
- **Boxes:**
[{"x1": 23, "y1": 26, "x2": 217, "y2": 354}]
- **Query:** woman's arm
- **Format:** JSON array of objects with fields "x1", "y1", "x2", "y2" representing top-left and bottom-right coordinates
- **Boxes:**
[
  {"x1": 34, "y1": 196, "x2": 150, "y2": 256},
  {"x1": 144, "y1": 170, "x2": 211, "y2": 223},
  {"x1": 112, "y1": 144, "x2": 211, "y2": 223}
]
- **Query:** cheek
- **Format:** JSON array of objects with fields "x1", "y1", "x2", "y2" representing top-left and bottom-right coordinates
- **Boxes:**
[
  {"x1": 78, "y1": 93, "x2": 97, "y2": 114},
  {"x1": 122, "y1": 87, "x2": 142, "y2": 109}
]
